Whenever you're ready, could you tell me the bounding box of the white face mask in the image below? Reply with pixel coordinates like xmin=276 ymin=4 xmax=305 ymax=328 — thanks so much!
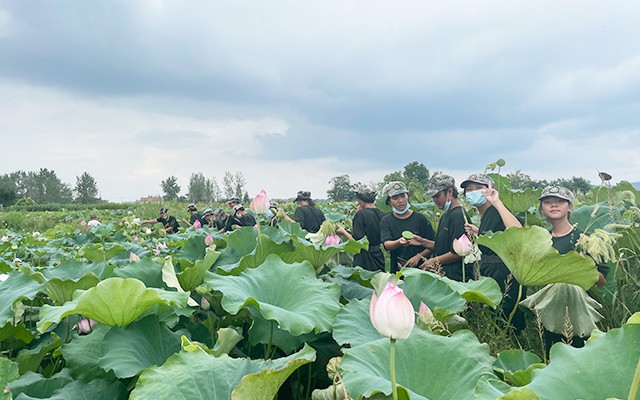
xmin=393 ymin=202 xmax=411 ymax=215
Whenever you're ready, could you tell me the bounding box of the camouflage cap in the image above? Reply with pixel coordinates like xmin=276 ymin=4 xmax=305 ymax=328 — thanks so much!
xmin=269 ymin=200 xmax=279 ymax=208
xmin=539 ymin=186 xmax=574 ymax=203
xmin=214 ymin=208 xmax=225 ymax=217
xmin=355 ymin=185 xmax=377 ymax=202
xmin=232 ymin=204 xmax=245 ymax=213
xmin=227 ymin=197 xmax=241 ymax=204
xmin=382 ymin=181 xmax=408 ymax=198
xmin=460 ymin=173 xmax=494 ymax=189
xmin=187 ymin=203 xmax=197 ymax=211
xmin=425 ymin=174 xmax=456 ymax=197
xmin=202 ymin=208 xmax=214 ymax=217
xmin=295 ymin=191 xmax=311 ymax=201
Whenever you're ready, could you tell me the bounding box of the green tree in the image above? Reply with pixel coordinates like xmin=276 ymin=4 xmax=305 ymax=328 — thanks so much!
xmin=381 ymin=161 xmax=430 ymax=195
xmin=161 ymin=176 xmax=181 ymax=201
xmin=187 ymin=172 xmax=210 ymax=203
xmin=74 ymin=172 xmax=99 ymax=204
xmin=234 ymin=172 xmax=247 ymax=199
xmin=222 ymin=171 xmax=235 ymax=199
xmin=0 ymin=174 xmax=17 ymax=207
xmin=506 ymin=169 xmax=547 ymax=190
xmin=551 ymin=177 xmax=592 ymax=195
xmin=19 ymin=168 xmax=73 ymax=203
xmin=327 ymin=175 xmax=356 ymax=202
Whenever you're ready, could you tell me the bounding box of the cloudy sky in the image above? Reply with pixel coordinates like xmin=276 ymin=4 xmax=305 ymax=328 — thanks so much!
xmin=0 ymin=1 xmax=639 ymax=202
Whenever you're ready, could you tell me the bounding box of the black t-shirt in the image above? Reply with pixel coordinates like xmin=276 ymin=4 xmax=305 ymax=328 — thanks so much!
xmin=352 ymin=207 xmax=386 ymax=245
xmin=189 ymin=213 xmax=202 ymax=224
xmin=551 ymin=228 xmax=609 ymax=277
xmin=433 ymin=205 xmax=469 ymax=280
xmin=240 ymin=213 xmax=256 ymax=227
xmin=478 ymin=205 xmax=505 ymax=257
xmin=294 ymin=205 xmax=326 ymax=233
xmin=380 ymin=211 xmax=435 ymax=273
xmin=157 ymin=216 xmax=180 ymax=233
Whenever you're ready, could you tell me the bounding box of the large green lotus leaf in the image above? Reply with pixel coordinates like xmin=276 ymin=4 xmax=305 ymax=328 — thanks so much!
xmin=340 ymin=329 xmax=495 ymax=400
xmin=46 ymin=273 xmax=100 ymax=305
xmin=234 ymin=234 xmax=295 ymax=274
xmin=323 ymin=274 xmax=374 ymax=300
xmin=281 ymin=236 xmax=369 ymax=273
xmin=0 ymin=357 xmax=19 ymax=400
xmin=16 ymin=333 xmax=61 ymax=374
xmin=7 ymin=369 xmax=74 ymax=399
xmin=247 ymin=308 xmax=318 ymax=353
xmin=213 ymin=227 xmax=258 ymax=273
xmin=0 ymin=323 xmax=34 ymax=347
xmin=112 ymin=258 xmax=164 ymax=288
xmin=474 ymin=377 xmax=541 ymax=400
xmin=43 ymin=261 xmax=97 ymax=281
xmin=499 ymin=188 xmax=542 ymax=214
xmin=0 ymin=272 xmax=46 ymax=326
xmin=204 ymin=254 xmax=341 ymax=336
xmin=520 ymin=283 xmax=603 ymax=337
xmin=475 ymin=226 xmax=598 ymax=290
xmin=494 ymin=350 xmax=545 ymax=387
xmin=98 ymin=315 xmax=182 ymax=378
xmin=440 ymin=275 xmax=503 ymax=308
xmin=61 ymin=325 xmax=114 ymax=381
xmin=177 ymin=248 xmax=220 ymax=291
xmin=525 ymin=323 xmax=640 ymax=399
xmin=129 ymin=343 xmax=316 ymax=400
xmin=80 ymin=243 xmax=127 ymax=262
xmin=571 ymin=202 xmax=619 ymax=233
xmin=401 ymin=268 xmax=467 ymax=313
xmin=175 ymin=235 xmax=207 ymax=262
xmin=587 ymin=181 xmax=640 ymax=205
xmin=332 ymin=297 xmax=381 ymax=347
xmin=21 ymin=379 xmax=127 ymax=400
xmin=277 ymin=220 xmax=308 ymax=238
xmin=38 ymin=278 xmax=189 ymax=332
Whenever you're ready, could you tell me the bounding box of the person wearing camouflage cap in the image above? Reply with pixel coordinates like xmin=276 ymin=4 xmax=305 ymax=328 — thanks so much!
xmin=379 ymin=181 xmax=435 ymax=273
xmin=336 ymin=185 xmax=386 ymax=271
xmin=280 ymin=191 xmax=326 ymax=233
xmin=201 ymin=208 xmax=216 ymax=228
xmin=141 ymin=207 xmax=180 ymax=233
xmin=422 ymin=174 xmax=472 ymax=281
xmin=536 ymin=185 xmax=609 ymax=355
xmin=182 ymin=204 xmax=202 ymax=227
xmin=461 ymin=173 xmax=525 ymax=331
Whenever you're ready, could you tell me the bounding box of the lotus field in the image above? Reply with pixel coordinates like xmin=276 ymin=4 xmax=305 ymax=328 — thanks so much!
xmin=1 ymin=175 xmax=640 ymax=400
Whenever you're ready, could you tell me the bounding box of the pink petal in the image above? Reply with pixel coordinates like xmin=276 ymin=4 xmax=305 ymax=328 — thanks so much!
xmin=250 ymin=189 xmax=270 ymax=214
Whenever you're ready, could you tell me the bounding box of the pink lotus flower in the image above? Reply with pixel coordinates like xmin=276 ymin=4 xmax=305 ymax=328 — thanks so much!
xmin=154 ymin=249 xmax=160 ymax=256
xmin=133 ymin=236 xmax=139 ymax=243
xmin=1 ymin=236 xmax=8 ymax=242
xmin=200 ymin=297 xmax=211 ymax=311
xmin=250 ymin=189 xmax=270 ymax=214
xmin=370 ymin=282 xmax=415 ymax=340
xmin=78 ymin=318 xmax=97 ymax=334
xmin=129 ymin=252 xmax=140 ymax=262
xmin=80 ymin=220 xmax=86 ymax=226
xmin=192 ymin=220 xmax=202 ymax=229
xmin=418 ymin=301 xmax=433 ymax=320
xmin=325 ymin=235 xmax=341 ymax=246
xmin=205 ymin=233 xmax=214 ymax=247
xmin=452 ymin=234 xmax=473 ymax=257
xmin=157 ymin=242 xmax=167 ymax=250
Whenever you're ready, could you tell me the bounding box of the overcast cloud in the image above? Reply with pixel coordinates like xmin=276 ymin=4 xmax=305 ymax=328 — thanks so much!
xmin=0 ymin=0 xmax=638 ymax=201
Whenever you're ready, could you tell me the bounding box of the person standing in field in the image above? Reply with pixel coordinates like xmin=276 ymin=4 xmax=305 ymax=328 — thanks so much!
xmin=461 ymin=173 xmax=525 ymax=332
xmin=141 ymin=208 xmax=180 ymax=233
xmin=87 ymin=215 xmax=101 ymax=229
xmin=537 ymin=185 xmax=609 ymax=352
xmin=182 ymin=204 xmax=202 ymax=227
xmin=336 ymin=185 xmax=386 ymax=271
xmin=420 ymin=175 xmax=471 ymax=281
xmin=281 ymin=191 xmax=326 ymax=233
xmin=379 ymin=181 xmax=435 ymax=273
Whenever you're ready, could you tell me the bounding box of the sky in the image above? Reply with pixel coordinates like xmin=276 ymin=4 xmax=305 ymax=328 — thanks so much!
xmin=0 ymin=1 xmax=639 ymax=202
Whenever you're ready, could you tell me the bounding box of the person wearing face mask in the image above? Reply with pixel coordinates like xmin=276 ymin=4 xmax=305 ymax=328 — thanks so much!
xmin=231 ymin=204 xmax=256 ymax=229
xmin=421 ymin=174 xmax=471 ymax=281
xmin=461 ymin=173 xmax=525 ymax=332
xmin=379 ymin=181 xmax=435 ymax=273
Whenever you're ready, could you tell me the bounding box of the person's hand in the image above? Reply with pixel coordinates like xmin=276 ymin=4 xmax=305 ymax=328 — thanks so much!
xmin=397 ymin=237 xmax=410 ymax=247
xmin=409 ymin=234 xmax=424 ymax=247
xmin=484 ymin=187 xmax=501 ymax=205
xmin=336 ymin=227 xmax=348 ymax=236
xmin=464 ymin=223 xmax=479 ymax=237
xmin=403 ymin=254 xmax=423 ymax=268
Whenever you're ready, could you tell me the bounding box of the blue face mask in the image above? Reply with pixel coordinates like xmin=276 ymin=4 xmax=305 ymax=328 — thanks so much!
xmin=444 ymin=200 xmax=451 ymax=212
xmin=466 ymin=190 xmax=487 ymax=207
xmin=393 ymin=202 xmax=411 ymax=215
xmin=265 ymin=209 xmax=275 ymax=218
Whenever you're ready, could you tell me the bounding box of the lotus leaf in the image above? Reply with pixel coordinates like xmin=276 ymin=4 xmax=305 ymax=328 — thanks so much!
xmin=475 ymin=226 xmax=598 ymax=290
xmin=46 ymin=273 xmax=100 ymax=305
xmin=80 ymin=243 xmax=127 ymax=262
xmin=177 ymin=248 xmax=220 ymax=291
xmin=247 ymin=308 xmax=318 ymax=353
xmin=0 ymin=272 xmax=45 ymax=326
xmin=340 ymin=329 xmax=495 ymax=400
xmin=174 ymin=235 xmax=207 ymax=261
xmin=112 ymin=258 xmax=165 ymax=288
xmin=129 ymin=343 xmax=316 ymax=400
xmin=204 ymin=254 xmax=341 ymax=336
xmin=0 ymin=357 xmax=19 ymax=400
xmin=16 ymin=333 xmax=61 ymax=374
xmin=7 ymin=369 xmax=74 ymax=399
xmin=61 ymin=325 xmax=113 ymax=381
xmin=493 ymin=350 xmax=545 ymax=387
xmin=332 ymin=297 xmax=381 ymax=347
xmin=213 ymin=227 xmax=258 ymax=273
xmin=400 ymin=268 xmax=467 ymax=313
xmin=282 ymin=236 xmax=369 ymax=273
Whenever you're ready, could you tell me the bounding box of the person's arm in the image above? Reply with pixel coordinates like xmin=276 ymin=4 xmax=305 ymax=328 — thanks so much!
xmin=279 ymin=210 xmax=295 ymax=222
xmin=336 ymin=226 xmax=353 ymax=240
xmin=422 ymin=252 xmax=461 ymax=270
xmin=182 ymin=218 xmax=192 ymax=226
xmin=141 ymin=218 xmax=159 ymax=225
xmin=485 ymin=188 xmax=522 ymax=228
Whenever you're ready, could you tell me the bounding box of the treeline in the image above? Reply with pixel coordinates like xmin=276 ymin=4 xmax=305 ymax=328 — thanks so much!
xmin=0 ymin=169 xmax=100 ymax=207
xmin=161 ymin=171 xmax=249 ymax=203
xmin=325 ymin=161 xmax=595 ymax=201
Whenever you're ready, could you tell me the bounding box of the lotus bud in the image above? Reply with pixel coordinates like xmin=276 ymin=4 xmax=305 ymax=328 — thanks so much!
xmin=157 ymin=242 xmax=167 ymax=250
xmin=145 ymin=228 xmax=152 ymax=234
xmin=1 ymin=236 xmax=7 ymax=242
xmin=154 ymin=249 xmax=160 ymax=256
xmin=129 ymin=252 xmax=140 ymax=262
xmin=205 ymin=233 xmax=214 ymax=247
xmin=32 ymin=231 xmax=40 ymax=237
xmin=132 ymin=218 xmax=141 ymax=225
xmin=78 ymin=318 xmax=98 ymax=334
xmin=133 ymin=236 xmax=139 ymax=243
xmin=250 ymin=189 xmax=270 ymax=214
xmin=192 ymin=220 xmax=202 ymax=229
xmin=369 ymin=282 xmax=415 ymax=340
xmin=80 ymin=220 xmax=86 ymax=226
xmin=127 ymin=210 xmax=133 ymax=215
xmin=325 ymin=235 xmax=341 ymax=246
xmin=200 ymin=296 xmax=211 ymax=311
xmin=452 ymin=234 xmax=473 ymax=257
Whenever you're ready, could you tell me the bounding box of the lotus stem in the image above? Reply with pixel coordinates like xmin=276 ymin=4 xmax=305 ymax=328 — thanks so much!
xmin=390 ymin=338 xmax=398 ymax=400
xmin=506 ymin=284 xmax=523 ymax=327
xmin=266 ymin=319 xmax=274 ymax=360
xmin=462 ymin=257 xmax=466 ymax=282
xmin=628 ymin=353 xmax=640 ymax=400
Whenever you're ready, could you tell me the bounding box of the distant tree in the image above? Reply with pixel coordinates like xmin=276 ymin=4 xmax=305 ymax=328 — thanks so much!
xmin=74 ymin=172 xmax=99 ymax=203
xmin=222 ymin=171 xmax=235 ymax=199
xmin=234 ymin=172 xmax=247 ymax=199
xmin=506 ymin=170 xmax=541 ymax=190
xmin=0 ymin=174 xmax=17 ymax=207
xmin=187 ymin=172 xmax=210 ymax=203
xmin=21 ymin=168 xmax=73 ymax=203
xmin=381 ymin=161 xmax=430 ymax=195
xmin=327 ymin=175 xmax=356 ymax=202
xmin=161 ymin=176 xmax=181 ymax=201
xmin=550 ymin=177 xmax=592 ymax=194
xmin=209 ymin=177 xmax=222 ymax=202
